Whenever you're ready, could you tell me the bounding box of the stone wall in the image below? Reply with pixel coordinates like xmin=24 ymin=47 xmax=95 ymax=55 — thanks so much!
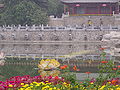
xmin=0 ymin=25 xmax=119 ymax=57
xmin=49 ymin=16 xmax=117 ymax=26
xmin=0 ymin=29 xmax=118 ymax=42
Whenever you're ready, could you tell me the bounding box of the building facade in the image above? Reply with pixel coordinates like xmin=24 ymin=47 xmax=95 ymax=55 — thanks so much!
xmin=61 ymin=0 xmax=119 ymax=15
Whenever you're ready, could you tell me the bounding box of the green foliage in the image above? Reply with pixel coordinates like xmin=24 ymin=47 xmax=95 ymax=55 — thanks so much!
xmin=0 ymin=0 xmax=63 ymax=25
xmin=0 ymin=64 xmax=39 ymax=81
xmin=59 ymin=66 xmax=77 ymax=85
xmin=95 ymin=50 xmax=120 ymax=88
xmin=47 ymin=0 xmax=63 ymax=17
xmin=0 ymin=1 xmax=48 ymax=25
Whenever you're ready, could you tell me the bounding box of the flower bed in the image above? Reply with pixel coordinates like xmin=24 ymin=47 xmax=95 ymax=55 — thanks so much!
xmin=0 ymin=75 xmax=69 ymax=90
xmin=0 ymin=61 xmax=120 ymax=90
xmin=0 ymin=49 xmax=120 ymax=90
xmin=0 ymin=75 xmax=119 ymax=90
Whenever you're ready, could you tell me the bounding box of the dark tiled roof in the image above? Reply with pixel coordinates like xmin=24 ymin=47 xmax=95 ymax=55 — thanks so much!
xmin=61 ymin=0 xmax=118 ymax=3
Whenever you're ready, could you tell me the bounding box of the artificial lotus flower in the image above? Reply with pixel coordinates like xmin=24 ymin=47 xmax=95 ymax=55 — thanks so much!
xmin=38 ymin=59 xmax=60 ymax=70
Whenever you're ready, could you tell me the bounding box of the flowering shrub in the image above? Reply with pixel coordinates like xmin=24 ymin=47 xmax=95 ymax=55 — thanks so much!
xmin=0 ymin=66 xmax=120 ymax=90
xmin=0 ymin=75 xmax=67 ymax=90
xmin=18 ymin=81 xmax=71 ymax=90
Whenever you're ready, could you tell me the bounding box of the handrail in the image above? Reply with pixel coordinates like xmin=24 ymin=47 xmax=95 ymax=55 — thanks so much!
xmin=5 ymin=54 xmax=114 ymax=60
xmin=0 ymin=25 xmax=120 ymax=31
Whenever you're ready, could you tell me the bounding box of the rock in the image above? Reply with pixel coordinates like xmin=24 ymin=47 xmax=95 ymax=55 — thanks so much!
xmin=102 ymin=31 xmax=120 ymax=56
xmin=0 ymin=60 xmax=5 ymax=66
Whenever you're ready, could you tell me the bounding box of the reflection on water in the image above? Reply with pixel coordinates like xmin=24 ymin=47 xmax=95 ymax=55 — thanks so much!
xmin=0 ymin=43 xmax=117 ymax=81
xmin=0 ymin=43 xmax=102 ymax=56
xmin=0 ymin=43 xmax=115 ymax=61
xmin=38 ymin=70 xmax=60 ymax=77
xmin=0 ymin=64 xmax=39 ymax=81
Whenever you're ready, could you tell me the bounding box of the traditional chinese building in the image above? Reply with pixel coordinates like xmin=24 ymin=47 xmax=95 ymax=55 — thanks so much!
xmin=61 ymin=0 xmax=120 ymax=15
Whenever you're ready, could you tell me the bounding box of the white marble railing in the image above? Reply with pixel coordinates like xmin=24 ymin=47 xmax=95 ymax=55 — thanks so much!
xmin=0 ymin=25 xmax=120 ymax=31
xmin=5 ymin=54 xmax=115 ymax=60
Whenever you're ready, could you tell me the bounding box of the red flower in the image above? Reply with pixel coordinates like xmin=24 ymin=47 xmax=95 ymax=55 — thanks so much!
xmin=73 ymin=65 xmax=80 ymax=71
xmin=101 ymin=61 xmax=108 ymax=64
xmin=111 ymin=80 xmax=118 ymax=85
xmin=85 ymin=72 xmax=91 ymax=74
xmin=99 ymin=48 xmax=106 ymax=50
xmin=48 ymin=76 xmax=52 ymax=79
xmin=117 ymin=65 xmax=120 ymax=68
xmin=60 ymin=65 xmax=68 ymax=70
xmin=55 ymin=76 xmax=59 ymax=80
xmin=64 ymin=65 xmax=68 ymax=68
xmin=60 ymin=66 xmax=66 ymax=69
xmin=80 ymin=82 xmax=83 ymax=83
xmin=100 ymin=48 xmax=106 ymax=50
xmin=112 ymin=68 xmax=117 ymax=70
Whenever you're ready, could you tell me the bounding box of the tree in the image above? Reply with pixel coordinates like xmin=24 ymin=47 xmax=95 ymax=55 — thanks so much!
xmin=31 ymin=0 xmax=48 ymax=9
xmin=0 ymin=0 xmax=64 ymax=25
xmin=47 ymin=0 xmax=63 ymax=17
xmin=0 ymin=0 xmax=48 ymax=25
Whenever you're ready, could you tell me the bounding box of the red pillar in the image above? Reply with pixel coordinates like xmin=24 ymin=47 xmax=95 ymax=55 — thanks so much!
xmin=118 ymin=3 xmax=119 ymax=14
xmin=110 ymin=6 xmax=112 ymax=15
xmin=115 ymin=3 xmax=119 ymax=14
xmin=85 ymin=6 xmax=87 ymax=14
xmin=72 ymin=7 xmax=75 ymax=14
xmin=68 ymin=6 xmax=70 ymax=15
xmin=98 ymin=6 xmax=100 ymax=14
xmin=64 ymin=5 xmax=66 ymax=14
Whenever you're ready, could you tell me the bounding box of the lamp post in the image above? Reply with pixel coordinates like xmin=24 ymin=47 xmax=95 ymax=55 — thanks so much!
xmin=0 ymin=4 xmax=4 ymax=8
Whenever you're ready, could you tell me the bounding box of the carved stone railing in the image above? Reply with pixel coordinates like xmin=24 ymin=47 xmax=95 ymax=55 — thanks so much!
xmin=0 ymin=25 xmax=119 ymax=42
xmin=0 ymin=25 xmax=120 ymax=31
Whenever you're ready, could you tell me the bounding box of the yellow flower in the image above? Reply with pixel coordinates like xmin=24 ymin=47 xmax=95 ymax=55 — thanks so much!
xmin=42 ymin=86 xmax=50 ymax=90
xmin=8 ymin=84 xmax=13 ymax=87
xmin=46 ymin=83 xmax=51 ymax=85
xmin=74 ymin=85 xmax=78 ymax=88
xmin=99 ymin=85 xmax=105 ymax=90
xmin=49 ymin=88 xmax=53 ymax=90
xmin=90 ymin=82 xmax=94 ymax=84
xmin=32 ymin=81 xmax=38 ymax=84
xmin=36 ymin=83 xmax=40 ymax=86
xmin=25 ymin=87 xmax=32 ymax=90
xmin=116 ymin=88 xmax=120 ymax=90
xmin=53 ymin=87 xmax=57 ymax=89
xmin=63 ymin=82 xmax=67 ymax=85
xmin=30 ymin=86 xmax=33 ymax=88
xmin=20 ymin=83 xmax=24 ymax=85
xmin=30 ymin=83 xmax=33 ymax=85
xmin=39 ymin=82 xmax=45 ymax=85
xmin=22 ymin=84 xmax=29 ymax=88
xmin=18 ymin=88 xmax=24 ymax=90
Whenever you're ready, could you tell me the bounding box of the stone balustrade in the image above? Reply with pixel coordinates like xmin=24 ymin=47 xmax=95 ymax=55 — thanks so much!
xmin=0 ymin=25 xmax=120 ymax=42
